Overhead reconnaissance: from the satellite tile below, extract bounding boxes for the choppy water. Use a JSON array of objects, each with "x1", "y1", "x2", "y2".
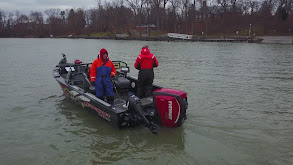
[{"x1": 0, "y1": 38, "x2": 293, "y2": 165}]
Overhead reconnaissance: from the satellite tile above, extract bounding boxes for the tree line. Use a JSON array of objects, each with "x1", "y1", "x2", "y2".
[{"x1": 0, "y1": 0, "x2": 292, "y2": 38}]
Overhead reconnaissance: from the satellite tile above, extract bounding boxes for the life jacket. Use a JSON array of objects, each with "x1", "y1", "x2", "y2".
[
  {"x1": 134, "y1": 47, "x2": 159, "y2": 70},
  {"x1": 90, "y1": 57, "x2": 116, "y2": 97}
]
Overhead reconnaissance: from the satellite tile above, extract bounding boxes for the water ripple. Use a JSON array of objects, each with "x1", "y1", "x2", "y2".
[{"x1": 1, "y1": 39, "x2": 293, "y2": 165}]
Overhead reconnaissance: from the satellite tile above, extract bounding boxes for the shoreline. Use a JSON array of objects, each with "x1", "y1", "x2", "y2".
[
  {"x1": 53, "y1": 36, "x2": 259, "y2": 43},
  {"x1": 258, "y1": 36, "x2": 293, "y2": 44},
  {"x1": 2, "y1": 35, "x2": 293, "y2": 44},
  {"x1": 57, "y1": 36, "x2": 293, "y2": 44}
]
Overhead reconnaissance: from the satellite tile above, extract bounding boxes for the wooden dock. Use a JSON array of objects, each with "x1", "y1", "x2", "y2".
[{"x1": 197, "y1": 38, "x2": 248, "y2": 42}]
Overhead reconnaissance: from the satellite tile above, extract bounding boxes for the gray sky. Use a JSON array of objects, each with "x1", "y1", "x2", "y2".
[{"x1": 0, "y1": 0, "x2": 100, "y2": 12}]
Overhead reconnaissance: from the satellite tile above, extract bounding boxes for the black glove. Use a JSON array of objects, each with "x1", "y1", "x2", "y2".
[
  {"x1": 111, "y1": 75, "x2": 115, "y2": 81},
  {"x1": 91, "y1": 81, "x2": 95, "y2": 87}
]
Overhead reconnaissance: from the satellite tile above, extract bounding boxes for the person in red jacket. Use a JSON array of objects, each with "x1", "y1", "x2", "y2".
[
  {"x1": 134, "y1": 46, "x2": 159, "y2": 98},
  {"x1": 90, "y1": 48, "x2": 116, "y2": 104}
]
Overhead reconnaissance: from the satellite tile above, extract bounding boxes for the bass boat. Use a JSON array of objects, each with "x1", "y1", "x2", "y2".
[{"x1": 52, "y1": 54, "x2": 188, "y2": 134}]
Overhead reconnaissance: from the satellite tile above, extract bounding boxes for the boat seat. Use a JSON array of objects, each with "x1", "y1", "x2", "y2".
[
  {"x1": 73, "y1": 65, "x2": 87, "y2": 73},
  {"x1": 70, "y1": 73, "x2": 85, "y2": 88},
  {"x1": 68, "y1": 70, "x2": 94, "y2": 94},
  {"x1": 116, "y1": 77, "x2": 130, "y2": 89},
  {"x1": 115, "y1": 77, "x2": 130, "y2": 95}
]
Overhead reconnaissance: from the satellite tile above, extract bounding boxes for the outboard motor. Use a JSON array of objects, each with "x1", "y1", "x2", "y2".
[
  {"x1": 153, "y1": 88, "x2": 187, "y2": 127},
  {"x1": 128, "y1": 95, "x2": 158, "y2": 134}
]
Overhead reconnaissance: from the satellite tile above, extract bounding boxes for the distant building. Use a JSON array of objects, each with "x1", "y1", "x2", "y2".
[
  {"x1": 135, "y1": 24, "x2": 156, "y2": 32},
  {"x1": 195, "y1": 0, "x2": 242, "y2": 21},
  {"x1": 193, "y1": 0, "x2": 242, "y2": 35}
]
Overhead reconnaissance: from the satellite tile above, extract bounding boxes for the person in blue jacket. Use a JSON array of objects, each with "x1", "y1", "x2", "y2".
[{"x1": 90, "y1": 48, "x2": 116, "y2": 104}]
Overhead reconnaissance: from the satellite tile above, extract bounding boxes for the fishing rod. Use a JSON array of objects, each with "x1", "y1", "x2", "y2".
[{"x1": 112, "y1": 77, "x2": 121, "y2": 99}]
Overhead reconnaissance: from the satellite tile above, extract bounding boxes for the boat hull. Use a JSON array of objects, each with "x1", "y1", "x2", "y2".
[{"x1": 54, "y1": 67, "x2": 134, "y2": 129}]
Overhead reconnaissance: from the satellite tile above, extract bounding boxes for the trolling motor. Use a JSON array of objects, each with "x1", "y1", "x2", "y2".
[
  {"x1": 57, "y1": 54, "x2": 69, "y2": 75},
  {"x1": 127, "y1": 95, "x2": 158, "y2": 134},
  {"x1": 59, "y1": 53, "x2": 67, "y2": 64}
]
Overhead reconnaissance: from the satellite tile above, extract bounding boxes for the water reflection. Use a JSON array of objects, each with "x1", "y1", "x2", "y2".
[{"x1": 56, "y1": 97, "x2": 186, "y2": 164}]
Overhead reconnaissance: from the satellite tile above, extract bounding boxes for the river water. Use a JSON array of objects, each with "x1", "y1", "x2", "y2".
[{"x1": 0, "y1": 38, "x2": 292, "y2": 165}]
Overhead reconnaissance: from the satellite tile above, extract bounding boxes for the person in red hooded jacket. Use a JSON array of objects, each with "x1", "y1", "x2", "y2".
[
  {"x1": 90, "y1": 48, "x2": 116, "y2": 104},
  {"x1": 134, "y1": 46, "x2": 159, "y2": 98}
]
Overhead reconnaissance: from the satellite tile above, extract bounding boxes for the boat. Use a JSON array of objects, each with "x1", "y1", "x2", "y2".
[
  {"x1": 247, "y1": 36, "x2": 264, "y2": 43},
  {"x1": 52, "y1": 54, "x2": 188, "y2": 134}
]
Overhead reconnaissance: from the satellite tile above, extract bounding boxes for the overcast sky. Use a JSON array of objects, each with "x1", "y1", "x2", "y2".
[{"x1": 0, "y1": 0, "x2": 101, "y2": 12}]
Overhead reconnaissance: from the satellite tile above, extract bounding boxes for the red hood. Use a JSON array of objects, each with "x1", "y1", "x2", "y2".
[
  {"x1": 141, "y1": 47, "x2": 150, "y2": 55},
  {"x1": 99, "y1": 48, "x2": 108, "y2": 61},
  {"x1": 100, "y1": 48, "x2": 108, "y2": 56}
]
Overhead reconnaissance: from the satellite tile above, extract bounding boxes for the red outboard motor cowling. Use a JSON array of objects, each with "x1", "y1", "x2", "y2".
[{"x1": 153, "y1": 88, "x2": 187, "y2": 127}]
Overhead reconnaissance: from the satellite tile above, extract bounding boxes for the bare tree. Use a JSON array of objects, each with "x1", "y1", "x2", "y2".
[
  {"x1": 7, "y1": 13, "x2": 14, "y2": 30},
  {"x1": 112, "y1": 0, "x2": 133, "y2": 34},
  {"x1": 67, "y1": 9, "x2": 86, "y2": 35},
  {"x1": 29, "y1": 11, "x2": 44, "y2": 36},
  {"x1": 217, "y1": 0, "x2": 229, "y2": 12},
  {"x1": 176, "y1": 0, "x2": 191, "y2": 34},
  {"x1": 147, "y1": 0, "x2": 164, "y2": 31},
  {"x1": 161, "y1": 0, "x2": 169, "y2": 31},
  {"x1": 45, "y1": 9, "x2": 64, "y2": 35},
  {"x1": 288, "y1": 0, "x2": 293, "y2": 13},
  {"x1": 258, "y1": 0, "x2": 275, "y2": 17},
  {"x1": 45, "y1": 9, "x2": 61, "y2": 21},
  {"x1": 230, "y1": 0, "x2": 239, "y2": 13},
  {"x1": 60, "y1": 11, "x2": 66, "y2": 23},
  {"x1": 0, "y1": 10, "x2": 5, "y2": 31},
  {"x1": 275, "y1": 0, "x2": 293, "y2": 13},
  {"x1": 126, "y1": 0, "x2": 147, "y2": 36},
  {"x1": 0, "y1": 0, "x2": 292, "y2": 38},
  {"x1": 239, "y1": 0, "x2": 259, "y2": 15},
  {"x1": 239, "y1": 0, "x2": 250, "y2": 14},
  {"x1": 169, "y1": 0, "x2": 181, "y2": 32},
  {"x1": 96, "y1": 0, "x2": 103, "y2": 7}
]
